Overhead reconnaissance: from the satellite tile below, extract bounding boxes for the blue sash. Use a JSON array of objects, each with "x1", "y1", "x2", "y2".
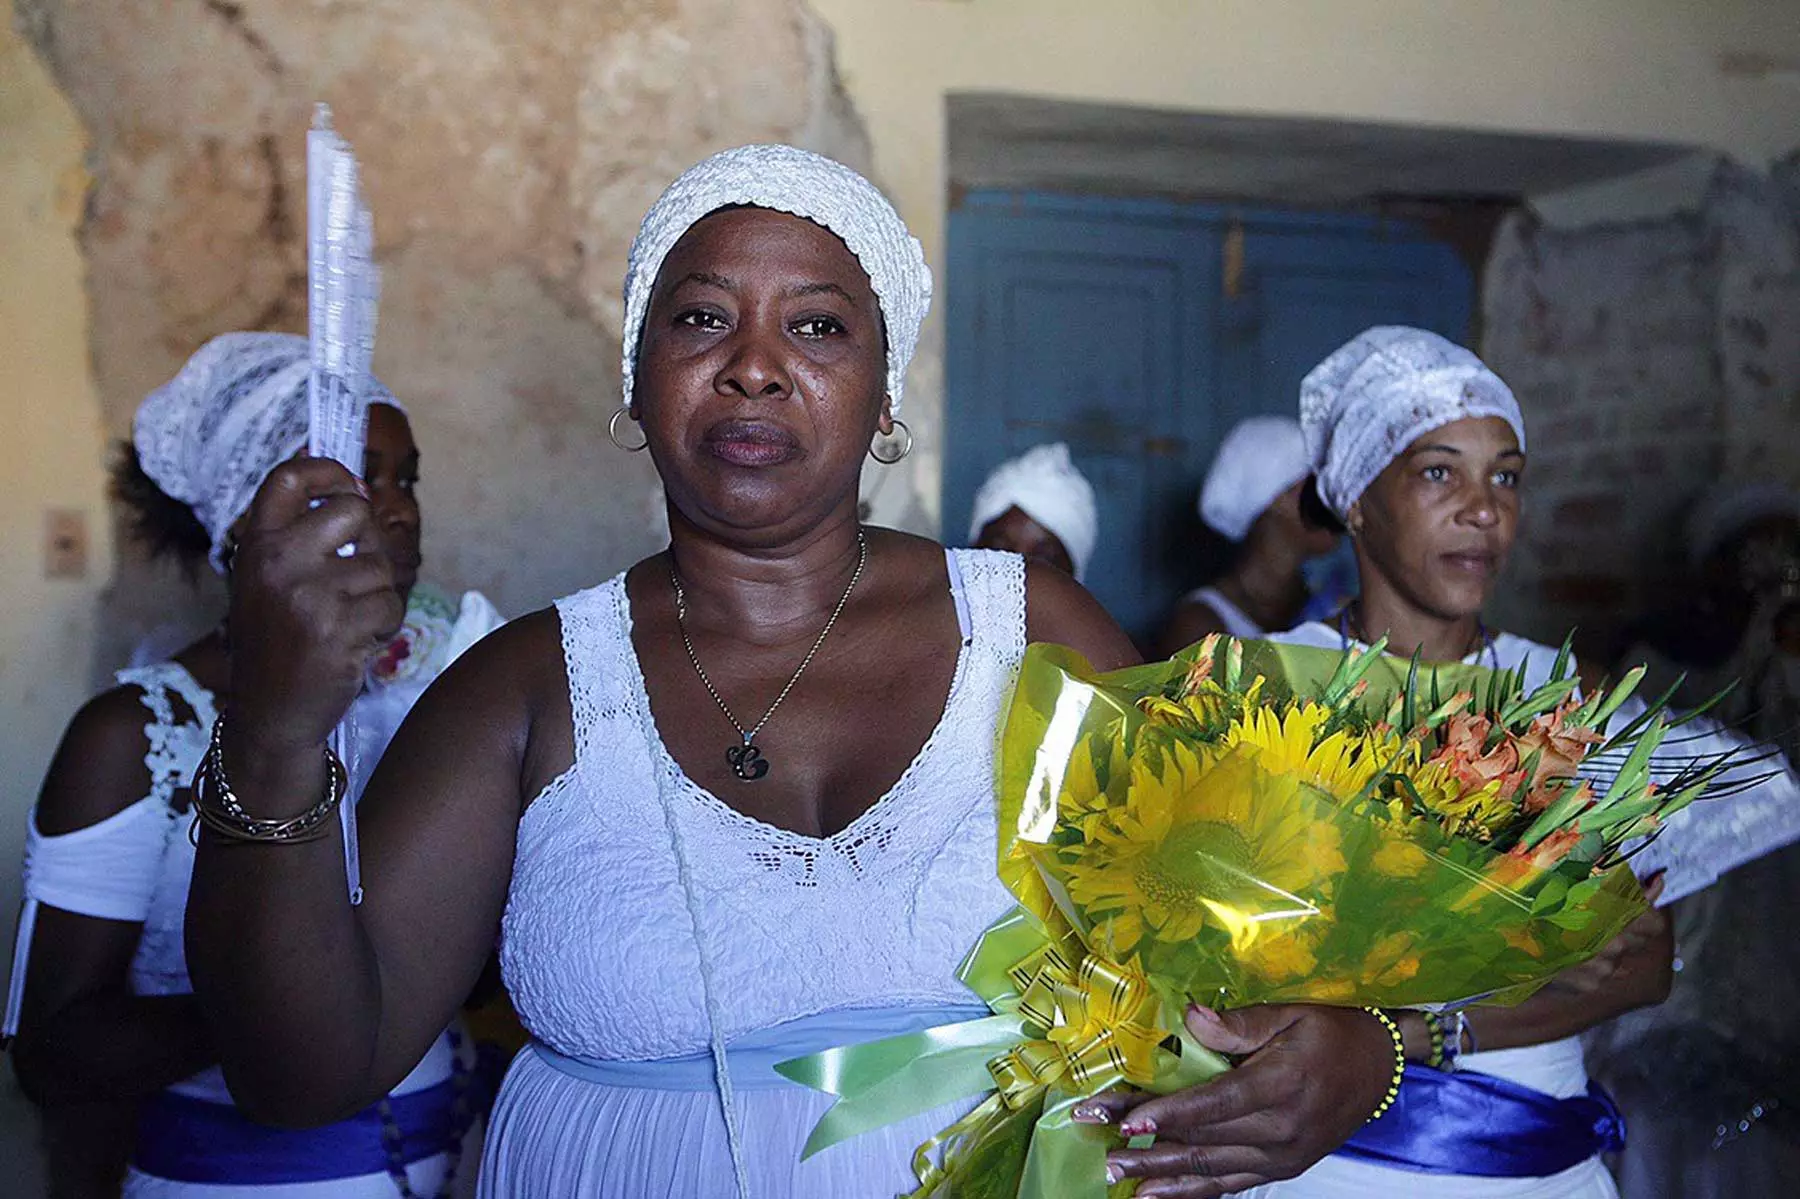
[
  {"x1": 1337, "y1": 1065, "x2": 1626, "y2": 1178},
  {"x1": 133, "y1": 1077, "x2": 463, "y2": 1185},
  {"x1": 534, "y1": 1004, "x2": 990, "y2": 1092}
]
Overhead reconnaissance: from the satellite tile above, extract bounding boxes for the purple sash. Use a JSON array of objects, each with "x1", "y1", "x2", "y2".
[
  {"x1": 133, "y1": 1079, "x2": 461, "y2": 1185},
  {"x1": 1337, "y1": 1065, "x2": 1626, "y2": 1178}
]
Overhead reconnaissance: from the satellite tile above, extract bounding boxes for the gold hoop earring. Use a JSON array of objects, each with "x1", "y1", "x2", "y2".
[
  {"x1": 608, "y1": 405, "x2": 648, "y2": 453},
  {"x1": 870, "y1": 418, "x2": 912, "y2": 465}
]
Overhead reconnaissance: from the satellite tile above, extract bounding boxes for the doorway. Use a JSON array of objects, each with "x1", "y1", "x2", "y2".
[{"x1": 944, "y1": 190, "x2": 1474, "y2": 642}]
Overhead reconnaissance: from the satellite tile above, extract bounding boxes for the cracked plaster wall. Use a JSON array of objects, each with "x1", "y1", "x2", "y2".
[
  {"x1": 1484, "y1": 159, "x2": 1800, "y2": 654},
  {"x1": 17, "y1": 0, "x2": 895, "y2": 676}
]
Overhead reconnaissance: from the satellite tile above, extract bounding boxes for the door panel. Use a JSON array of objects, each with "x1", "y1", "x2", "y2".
[{"x1": 946, "y1": 193, "x2": 1472, "y2": 645}]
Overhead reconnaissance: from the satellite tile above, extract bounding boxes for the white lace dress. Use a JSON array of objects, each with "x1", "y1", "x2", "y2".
[
  {"x1": 6, "y1": 587, "x2": 504, "y2": 1197},
  {"x1": 481, "y1": 549, "x2": 1024, "y2": 1198}
]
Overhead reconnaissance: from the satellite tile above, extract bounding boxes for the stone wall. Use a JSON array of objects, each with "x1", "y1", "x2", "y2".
[
  {"x1": 1484, "y1": 158, "x2": 1800, "y2": 657},
  {"x1": 18, "y1": 0, "x2": 879, "y2": 675}
]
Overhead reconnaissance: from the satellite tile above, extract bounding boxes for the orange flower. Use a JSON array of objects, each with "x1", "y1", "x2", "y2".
[
  {"x1": 1430, "y1": 712, "x2": 1522, "y2": 793},
  {"x1": 1522, "y1": 779, "x2": 1592, "y2": 818},
  {"x1": 1513, "y1": 703, "x2": 1603, "y2": 790},
  {"x1": 1511, "y1": 826, "x2": 1583, "y2": 872}
]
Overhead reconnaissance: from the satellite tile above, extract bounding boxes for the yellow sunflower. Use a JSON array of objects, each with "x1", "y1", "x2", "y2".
[
  {"x1": 1222, "y1": 701, "x2": 1413, "y2": 801},
  {"x1": 1405, "y1": 760, "x2": 1514, "y2": 840},
  {"x1": 1056, "y1": 742, "x2": 1343, "y2": 963}
]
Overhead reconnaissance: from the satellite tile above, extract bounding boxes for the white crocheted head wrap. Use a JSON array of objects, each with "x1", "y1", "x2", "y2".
[
  {"x1": 1685, "y1": 483, "x2": 1800, "y2": 567},
  {"x1": 1200, "y1": 416, "x2": 1311, "y2": 542},
  {"x1": 1300, "y1": 326, "x2": 1525, "y2": 520},
  {"x1": 620, "y1": 144, "x2": 932, "y2": 416},
  {"x1": 133, "y1": 331, "x2": 401, "y2": 574},
  {"x1": 968, "y1": 443, "x2": 1099, "y2": 580}
]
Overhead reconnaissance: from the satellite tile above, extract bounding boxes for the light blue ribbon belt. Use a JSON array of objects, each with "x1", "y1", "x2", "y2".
[{"x1": 534, "y1": 1004, "x2": 989, "y2": 1091}]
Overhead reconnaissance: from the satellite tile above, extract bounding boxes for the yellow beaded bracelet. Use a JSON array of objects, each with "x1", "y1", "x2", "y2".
[{"x1": 1361, "y1": 1007, "x2": 1406, "y2": 1121}]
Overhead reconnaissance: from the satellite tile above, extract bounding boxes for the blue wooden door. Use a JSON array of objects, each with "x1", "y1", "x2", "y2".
[{"x1": 945, "y1": 192, "x2": 1472, "y2": 644}]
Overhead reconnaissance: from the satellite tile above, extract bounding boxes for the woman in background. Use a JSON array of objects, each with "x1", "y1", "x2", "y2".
[
  {"x1": 1159, "y1": 416, "x2": 1339, "y2": 654},
  {"x1": 968, "y1": 441, "x2": 1098, "y2": 580},
  {"x1": 7, "y1": 333, "x2": 500, "y2": 1197},
  {"x1": 1261, "y1": 326, "x2": 1678, "y2": 1199}
]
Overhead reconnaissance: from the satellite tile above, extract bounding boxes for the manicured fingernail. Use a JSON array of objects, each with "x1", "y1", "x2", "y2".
[
  {"x1": 1105, "y1": 1162, "x2": 1123, "y2": 1184},
  {"x1": 1188, "y1": 1003, "x2": 1221, "y2": 1024},
  {"x1": 1073, "y1": 1104, "x2": 1112, "y2": 1124},
  {"x1": 1120, "y1": 1116, "x2": 1156, "y2": 1137}
]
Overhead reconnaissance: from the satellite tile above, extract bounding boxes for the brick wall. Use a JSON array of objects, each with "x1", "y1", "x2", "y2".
[{"x1": 1482, "y1": 158, "x2": 1800, "y2": 661}]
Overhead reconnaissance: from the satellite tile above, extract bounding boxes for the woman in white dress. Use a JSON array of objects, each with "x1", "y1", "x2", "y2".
[
  {"x1": 1159, "y1": 416, "x2": 1340, "y2": 653},
  {"x1": 7, "y1": 333, "x2": 502, "y2": 1198},
  {"x1": 183, "y1": 146, "x2": 1411, "y2": 1199},
  {"x1": 1247, "y1": 326, "x2": 1800, "y2": 1199}
]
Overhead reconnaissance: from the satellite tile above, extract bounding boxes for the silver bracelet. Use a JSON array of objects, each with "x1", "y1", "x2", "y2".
[
  {"x1": 1443, "y1": 1011, "x2": 1470, "y2": 1070},
  {"x1": 191, "y1": 713, "x2": 346, "y2": 845}
]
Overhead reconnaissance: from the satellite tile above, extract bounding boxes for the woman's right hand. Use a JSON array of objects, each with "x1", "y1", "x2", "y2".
[
  {"x1": 226, "y1": 458, "x2": 404, "y2": 758},
  {"x1": 1078, "y1": 1003, "x2": 1396, "y2": 1197}
]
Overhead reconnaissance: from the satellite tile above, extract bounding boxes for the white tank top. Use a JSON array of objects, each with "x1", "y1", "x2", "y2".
[{"x1": 499, "y1": 548, "x2": 1025, "y2": 1061}]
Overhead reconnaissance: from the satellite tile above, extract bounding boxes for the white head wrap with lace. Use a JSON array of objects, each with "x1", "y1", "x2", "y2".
[
  {"x1": 1299, "y1": 326, "x2": 1525, "y2": 520},
  {"x1": 620, "y1": 144, "x2": 932, "y2": 416},
  {"x1": 968, "y1": 443, "x2": 1100, "y2": 580},
  {"x1": 1200, "y1": 416, "x2": 1311, "y2": 541},
  {"x1": 133, "y1": 332, "x2": 400, "y2": 573}
]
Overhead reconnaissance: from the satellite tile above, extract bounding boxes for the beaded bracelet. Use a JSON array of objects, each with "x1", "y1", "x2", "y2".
[
  {"x1": 191, "y1": 713, "x2": 346, "y2": 845},
  {"x1": 1421, "y1": 1011, "x2": 1448, "y2": 1070},
  {"x1": 1362, "y1": 1007, "x2": 1406, "y2": 1121}
]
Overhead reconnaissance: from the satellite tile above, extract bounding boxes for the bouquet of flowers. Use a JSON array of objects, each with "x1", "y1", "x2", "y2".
[{"x1": 778, "y1": 635, "x2": 1732, "y2": 1198}]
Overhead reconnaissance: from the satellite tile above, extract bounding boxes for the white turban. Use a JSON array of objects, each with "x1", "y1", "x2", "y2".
[
  {"x1": 968, "y1": 443, "x2": 1099, "y2": 579},
  {"x1": 133, "y1": 332, "x2": 400, "y2": 573},
  {"x1": 620, "y1": 144, "x2": 932, "y2": 416},
  {"x1": 1685, "y1": 483, "x2": 1800, "y2": 567},
  {"x1": 1199, "y1": 416, "x2": 1311, "y2": 541},
  {"x1": 1299, "y1": 326, "x2": 1525, "y2": 520}
]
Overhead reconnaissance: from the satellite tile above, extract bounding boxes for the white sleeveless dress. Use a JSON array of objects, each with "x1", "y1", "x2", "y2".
[
  {"x1": 481, "y1": 549, "x2": 1024, "y2": 1197},
  {"x1": 7, "y1": 586, "x2": 504, "y2": 1197}
]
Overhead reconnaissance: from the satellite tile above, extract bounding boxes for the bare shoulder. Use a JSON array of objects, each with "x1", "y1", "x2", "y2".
[
  {"x1": 1159, "y1": 599, "x2": 1229, "y2": 658},
  {"x1": 35, "y1": 685, "x2": 160, "y2": 837},
  {"x1": 1023, "y1": 560, "x2": 1141, "y2": 671},
  {"x1": 420, "y1": 606, "x2": 567, "y2": 727}
]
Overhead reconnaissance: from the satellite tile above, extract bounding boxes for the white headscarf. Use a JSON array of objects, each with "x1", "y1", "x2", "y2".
[
  {"x1": 620, "y1": 144, "x2": 932, "y2": 416},
  {"x1": 134, "y1": 332, "x2": 400, "y2": 573},
  {"x1": 1200, "y1": 416, "x2": 1311, "y2": 541},
  {"x1": 1685, "y1": 483, "x2": 1800, "y2": 567},
  {"x1": 967, "y1": 443, "x2": 1099, "y2": 579},
  {"x1": 1299, "y1": 326, "x2": 1525, "y2": 520}
]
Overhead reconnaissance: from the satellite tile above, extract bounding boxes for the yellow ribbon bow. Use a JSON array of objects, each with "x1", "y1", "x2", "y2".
[{"x1": 988, "y1": 942, "x2": 1164, "y2": 1110}]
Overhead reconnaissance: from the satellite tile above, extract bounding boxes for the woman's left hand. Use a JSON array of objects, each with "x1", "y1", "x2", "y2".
[{"x1": 1075, "y1": 1003, "x2": 1394, "y2": 1198}]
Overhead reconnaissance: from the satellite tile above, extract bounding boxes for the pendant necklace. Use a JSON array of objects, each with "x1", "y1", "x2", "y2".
[{"x1": 671, "y1": 530, "x2": 868, "y2": 782}]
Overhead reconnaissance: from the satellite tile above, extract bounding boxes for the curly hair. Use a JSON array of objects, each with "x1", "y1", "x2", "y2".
[{"x1": 110, "y1": 440, "x2": 212, "y2": 578}]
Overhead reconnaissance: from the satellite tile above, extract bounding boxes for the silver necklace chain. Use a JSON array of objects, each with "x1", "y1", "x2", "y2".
[{"x1": 670, "y1": 530, "x2": 869, "y2": 781}]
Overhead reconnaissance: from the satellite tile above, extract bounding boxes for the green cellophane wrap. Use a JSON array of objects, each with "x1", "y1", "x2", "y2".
[
  {"x1": 778, "y1": 637, "x2": 1650, "y2": 1198},
  {"x1": 1001, "y1": 641, "x2": 1645, "y2": 1011}
]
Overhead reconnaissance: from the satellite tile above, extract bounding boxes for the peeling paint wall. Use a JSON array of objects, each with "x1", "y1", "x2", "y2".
[
  {"x1": 0, "y1": 5, "x2": 107, "y2": 1186},
  {"x1": 18, "y1": 0, "x2": 878, "y2": 677},
  {"x1": 1485, "y1": 159, "x2": 1800, "y2": 651}
]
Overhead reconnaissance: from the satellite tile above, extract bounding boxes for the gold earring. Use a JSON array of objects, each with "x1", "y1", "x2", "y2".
[
  {"x1": 870, "y1": 418, "x2": 912, "y2": 465},
  {"x1": 608, "y1": 405, "x2": 648, "y2": 452}
]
